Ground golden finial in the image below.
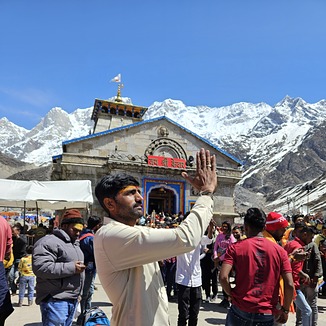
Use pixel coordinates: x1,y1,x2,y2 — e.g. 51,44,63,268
115,83,124,102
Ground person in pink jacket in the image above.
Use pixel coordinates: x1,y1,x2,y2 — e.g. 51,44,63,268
213,221,236,308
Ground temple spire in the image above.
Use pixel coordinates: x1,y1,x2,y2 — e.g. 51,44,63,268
110,73,123,103
115,83,124,102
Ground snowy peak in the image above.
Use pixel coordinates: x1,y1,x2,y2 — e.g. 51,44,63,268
275,95,306,108
2,107,93,165
28,107,70,135
0,95,325,212
0,117,29,134
1,96,325,168
147,99,188,117
0,117,28,148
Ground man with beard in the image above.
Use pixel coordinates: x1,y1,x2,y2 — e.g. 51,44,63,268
32,209,86,326
263,212,307,324
94,148,217,326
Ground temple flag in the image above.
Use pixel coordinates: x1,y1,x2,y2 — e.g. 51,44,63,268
110,73,121,83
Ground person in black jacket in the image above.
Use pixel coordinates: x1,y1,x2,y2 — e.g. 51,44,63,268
76,216,102,325
200,223,217,303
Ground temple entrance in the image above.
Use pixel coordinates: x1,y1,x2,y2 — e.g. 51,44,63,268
148,187,176,215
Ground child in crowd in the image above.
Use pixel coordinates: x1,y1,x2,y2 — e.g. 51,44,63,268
18,245,35,306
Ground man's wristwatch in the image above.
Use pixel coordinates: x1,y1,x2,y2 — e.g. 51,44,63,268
199,191,214,199
281,306,289,314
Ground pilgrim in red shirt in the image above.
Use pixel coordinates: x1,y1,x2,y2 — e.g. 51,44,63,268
284,237,305,290
224,236,292,314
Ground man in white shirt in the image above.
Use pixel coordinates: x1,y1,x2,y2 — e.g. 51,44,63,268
94,148,217,326
176,219,214,326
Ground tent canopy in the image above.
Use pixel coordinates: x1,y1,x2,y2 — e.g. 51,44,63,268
0,179,93,209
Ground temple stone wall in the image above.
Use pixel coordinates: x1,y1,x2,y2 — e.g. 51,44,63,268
53,118,242,225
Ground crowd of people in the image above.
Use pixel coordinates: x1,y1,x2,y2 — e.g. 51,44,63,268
157,212,326,326
0,147,325,326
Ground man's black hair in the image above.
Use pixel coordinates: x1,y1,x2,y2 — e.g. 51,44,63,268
95,173,140,212
294,221,306,230
295,221,317,234
244,207,266,232
87,216,102,229
292,214,304,224
232,225,242,231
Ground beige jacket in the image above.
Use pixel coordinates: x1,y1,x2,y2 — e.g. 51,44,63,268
94,196,213,326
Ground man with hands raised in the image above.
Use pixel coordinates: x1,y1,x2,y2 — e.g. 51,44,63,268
94,148,217,326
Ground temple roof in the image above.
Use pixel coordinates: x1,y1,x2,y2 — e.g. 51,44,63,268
60,116,243,165
91,98,148,121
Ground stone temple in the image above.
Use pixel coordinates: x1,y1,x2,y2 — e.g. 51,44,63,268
52,87,242,224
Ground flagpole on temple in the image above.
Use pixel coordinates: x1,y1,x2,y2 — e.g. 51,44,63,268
110,73,124,102
115,83,124,102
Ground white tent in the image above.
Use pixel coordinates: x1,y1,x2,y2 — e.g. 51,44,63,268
0,179,93,209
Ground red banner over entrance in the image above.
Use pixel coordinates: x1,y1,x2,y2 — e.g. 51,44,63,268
147,156,186,169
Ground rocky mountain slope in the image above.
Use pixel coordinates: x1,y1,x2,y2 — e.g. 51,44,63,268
0,96,325,214
0,152,36,179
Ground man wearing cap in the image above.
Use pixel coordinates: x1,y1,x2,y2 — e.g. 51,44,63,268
264,212,290,244
263,212,307,324
32,209,86,326
94,148,217,326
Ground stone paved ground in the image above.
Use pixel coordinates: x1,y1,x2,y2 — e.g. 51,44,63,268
7,278,326,325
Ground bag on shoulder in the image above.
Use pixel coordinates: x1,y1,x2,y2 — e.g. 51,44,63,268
83,306,110,326
79,232,94,241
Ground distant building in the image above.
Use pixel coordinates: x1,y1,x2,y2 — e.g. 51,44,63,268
52,87,242,224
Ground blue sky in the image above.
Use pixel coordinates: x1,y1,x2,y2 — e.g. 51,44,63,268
1,1,325,130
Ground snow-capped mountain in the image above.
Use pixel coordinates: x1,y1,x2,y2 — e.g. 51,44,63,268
0,117,28,148
1,95,325,213
144,96,326,212
1,107,93,165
